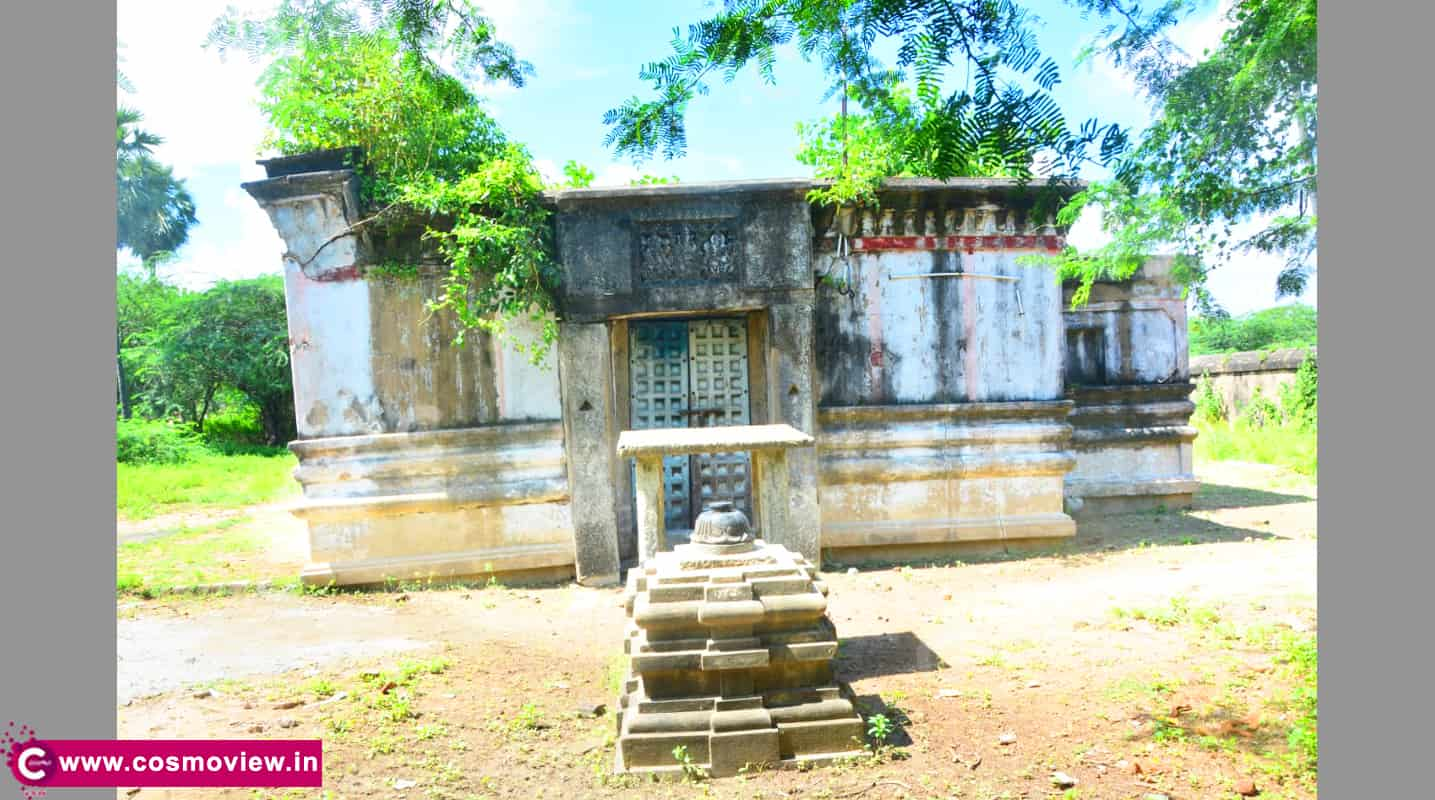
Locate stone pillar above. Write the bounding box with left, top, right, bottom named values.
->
left=767, top=300, right=821, bottom=564
left=754, top=449, right=790, bottom=550
left=558, top=321, right=622, bottom=586
left=633, top=455, right=666, bottom=564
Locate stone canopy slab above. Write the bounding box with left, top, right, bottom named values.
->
left=617, top=424, right=815, bottom=457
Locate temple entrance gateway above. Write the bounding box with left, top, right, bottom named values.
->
left=627, top=317, right=753, bottom=533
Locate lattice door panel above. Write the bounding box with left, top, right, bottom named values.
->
left=688, top=319, right=753, bottom=523
left=629, top=322, right=691, bottom=532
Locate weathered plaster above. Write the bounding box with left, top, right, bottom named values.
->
left=1063, top=255, right=1189, bottom=386
left=815, top=250, right=1064, bottom=405
left=557, top=321, right=623, bottom=586
left=247, top=166, right=1194, bottom=584
left=246, top=165, right=572, bottom=586
left=816, top=402, right=1076, bottom=557
left=548, top=185, right=822, bottom=576
left=289, top=423, right=573, bottom=585
left=1062, top=257, right=1199, bottom=513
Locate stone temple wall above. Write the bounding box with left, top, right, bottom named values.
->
left=245, top=158, right=1194, bottom=585
left=244, top=158, right=574, bottom=586
left=810, top=183, right=1078, bottom=562
left=1061, top=257, right=1198, bottom=514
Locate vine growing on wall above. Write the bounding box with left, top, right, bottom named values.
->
left=209, top=2, right=559, bottom=363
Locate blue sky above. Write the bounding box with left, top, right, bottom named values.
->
left=116, top=0, right=1313, bottom=314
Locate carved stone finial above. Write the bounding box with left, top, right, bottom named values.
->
left=691, top=501, right=754, bottom=551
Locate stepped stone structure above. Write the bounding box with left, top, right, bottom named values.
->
left=615, top=499, right=865, bottom=775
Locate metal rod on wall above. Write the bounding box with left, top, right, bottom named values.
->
left=887, top=271, right=1025, bottom=316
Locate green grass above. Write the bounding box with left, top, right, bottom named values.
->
left=117, top=517, right=268, bottom=593
left=1110, top=596, right=1223, bottom=629
left=118, top=449, right=299, bottom=520
left=1276, top=633, right=1318, bottom=778
left=1194, top=420, right=1317, bottom=476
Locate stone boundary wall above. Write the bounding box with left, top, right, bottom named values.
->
left=1189, top=347, right=1315, bottom=417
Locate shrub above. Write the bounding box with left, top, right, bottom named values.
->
left=1194, top=419, right=1317, bottom=476
left=1192, top=372, right=1227, bottom=424
left=1280, top=350, right=1318, bottom=430
left=217, top=12, right=558, bottom=363
left=200, top=400, right=268, bottom=447
left=1239, top=387, right=1282, bottom=430
left=116, top=417, right=205, bottom=465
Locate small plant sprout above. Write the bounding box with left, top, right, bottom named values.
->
left=866, top=713, right=893, bottom=745
left=671, top=745, right=707, bottom=782
left=515, top=703, right=542, bottom=730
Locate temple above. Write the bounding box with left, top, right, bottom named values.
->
left=244, top=154, right=1196, bottom=587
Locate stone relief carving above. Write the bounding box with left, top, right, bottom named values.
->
left=635, top=220, right=740, bottom=285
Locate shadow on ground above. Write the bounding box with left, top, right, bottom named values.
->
left=826, top=513, right=1285, bottom=574
left=850, top=692, right=916, bottom=747
left=1064, top=510, right=1284, bottom=556
left=1193, top=481, right=1313, bottom=510
left=835, top=631, right=946, bottom=682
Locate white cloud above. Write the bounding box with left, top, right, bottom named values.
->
left=1086, top=54, right=1141, bottom=98
left=117, top=0, right=277, bottom=180
left=593, top=162, right=645, bottom=186
left=1170, top=0, right=1235, bottom=62
left=533, top=158, right=563, bottom=184
left=1075, top=0, right=1234, bottom=103
left=1065, top=204, right=1108, bottom=251
left=116, top=0, right=572, bottom=173
left=487, top=0, right=591, bottom=62
left=152, top=187, right=285, bottom=290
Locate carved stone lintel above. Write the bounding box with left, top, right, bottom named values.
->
left=636, top=220, right=740, bottom=286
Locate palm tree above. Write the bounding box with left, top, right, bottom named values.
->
left=116, top=108, right=196, bottom=264
left=116, top=107, right=197, bottom=418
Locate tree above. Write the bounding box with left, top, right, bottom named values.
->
left=208, top=1, right=560, bottom=362
left=602, top=0, right=1133, bottom=198
left=206, top=0, right=532, bottom=88
left=148, top=277, right=296, bottom=445
left=116, top=108, right=198, bottom=263
left=118, top=272, right=300, bottom=445
left=795, top=83, right=1028, bottom=207
left=250, top=26, right=510, bottom=202
left=116, top=96, right=198, bottom=418
left=1188, top=303, right=1316, bottom=355
left=117, top=269, right=193, bottom=420
left=1058, top=0, right=1317, bottom=302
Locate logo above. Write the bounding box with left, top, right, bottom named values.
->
left=3, top=723, right=50, bottom=799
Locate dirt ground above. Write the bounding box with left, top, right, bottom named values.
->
left=117, top=461, right=1316, bottom=800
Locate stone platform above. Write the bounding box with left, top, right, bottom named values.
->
left=614, top=539, right=866, bottom=776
